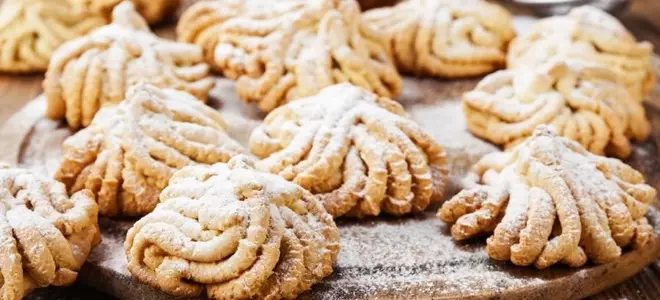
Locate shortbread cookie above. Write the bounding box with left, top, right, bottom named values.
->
left=249, top=84, right=448, bottom=218
left=463, top=58, right=650, bottom=159
left=0, top=164, right=100, bottom=300
left=363, top=0, right=515, bottom=78
left=0, top=0, right=106, bottom=73
left=438, top=125, right=656, bottom=269
left=177, top=0, right=401, bottom=112
left=124, top=155, right=340, bottom=299
left=54, top=84, right=245, bottom=217
left=85, top=0, right=180, bottom=24
left=45, top=1, right=214, bottom=129
left=508, top=6, right=654, bottom=102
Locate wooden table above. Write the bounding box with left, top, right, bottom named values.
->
left=2, top=1, right=659, bottom=299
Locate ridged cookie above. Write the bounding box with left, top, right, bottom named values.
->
left=463, top=58, right=650, bottom=159
left=363, top=0, right=515, bottom=78
left=0, top=164, right=100, bottom=300
left=54, top=84, right=245, bottom=216
left=124, top=155, right=340, bottom=299
left=177, top=0, right=401, bottom=112
left=508, top=6, right=654, bottom=102
left=45, top=1, right=213, bottom=129
left=250, top=83, right=448, bottom=218
left=439, top=125, right=656, bottom=269
left=0, top=0, right=106, bottom=73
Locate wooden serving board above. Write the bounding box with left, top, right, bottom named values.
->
left=2, top=74, right=660, bottom=300
left=2, top=3, right=660, bottom=298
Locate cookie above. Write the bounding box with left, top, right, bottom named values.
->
left=0, top=164, right=100, bottom=300
left=463, top=58, right=650, bottom=159
left=124, top=155, right=340, bottom=299
left=177, top=0, right=401, bottom=112
left=438, top=125, right=656, bottom=269
left=0, top=0, right=106, bottom=73
left=508, top=5, right=654, bottom=102
left=44, top=1, right=214, bottom=129
left=85, top=0, right=180, bottom=25
left=249, top=83, right=448, bottom=218
left=363, top=0, right=515, bottom=78
left=54, top=84, right=245, bottom=217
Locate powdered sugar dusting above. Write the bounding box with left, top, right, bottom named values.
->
left=307, top=208, right=660, bottom=299
left=9, top=74, right=660, bottom=299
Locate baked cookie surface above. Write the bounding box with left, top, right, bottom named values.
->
left=508, top=5, right=654, bottom=102
left=438, top=125, right=656, bottom=269
left=177, top=0, right=401, bottom=112
left=44, top=1, right=213, bottom=129
left=363, top=0, right=515, bottom=78
left=0, top=164, right=100, bottom=300
left=124, top=155, right=340, bottom=299
left=463, top=57, right=651, bottom=158
left=0, top=0, right=106, bottom=73
left=250, top=83, right=448, bottom=218
left=54, top=84, right=245, bottom=217
left=463, top=58, right=650, bottom=159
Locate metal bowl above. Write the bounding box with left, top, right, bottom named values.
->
left=512, top=0, right=630, bottom=16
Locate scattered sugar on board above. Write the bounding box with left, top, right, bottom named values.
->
left=10, top=74, right=660, bottom=299
left=307, top=211, right=549, bottom=299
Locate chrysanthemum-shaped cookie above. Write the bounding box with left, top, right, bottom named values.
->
left=83, top=0, right=180, bottom=25
left=438, top=125, right=656, bottom=269
left=0, top=0, right=106, bottom=73
left=0, top=164, right=100, bottom=300
left=45, top=1, right=214, bottom=129
left=124, top=155, right=340, bottom=299
left=177, top=0, right=401, bottom=112
left=249, top=84, right=448, bottom=218
left=463, top=58, right=650, bottom=159
left=363, top=0, right=515, bottom=78
left=54, top=84, right=245, bottom=217
left=507, top=5, right=654, bottom=102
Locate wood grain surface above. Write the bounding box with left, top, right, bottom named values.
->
left=0, top=0, right=657, bottom=299
left=5, top=76, right=658, bottom=300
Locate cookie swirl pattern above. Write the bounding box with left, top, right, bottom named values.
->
left=463, top=58, right=650, bottom=159
left=54, top=84, right=245, bottom=217
left=177, top=0, right=401, bottom=112
left=45, top=1, right=214, bottom=129
left=508, top=6, right=654, bottom=102
left=363, top=0, right=515, bottom=78
left=124, top=155, right=340, bottom=299
left=0, top=0, right=106, bottom=73
left=249, top=83, right=448, bottom=218
left=0, top=165, right=100, bottom=300
left=438, top=125, right=656, bottom=269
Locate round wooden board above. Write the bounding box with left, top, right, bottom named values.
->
left=1, top=75, right=659, bottom=300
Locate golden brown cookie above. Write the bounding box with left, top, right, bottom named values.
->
left=249, top=83, right=448, bottom=218
left=44, top=1, right=214, bottom=129
left=0, top=0, right=106, bottom=73
left=84, top=0, right=180, bottom=25
left=463, top=58, right=650, bottom=159
left=177, top=0, right=401, bottom=112
left=438, top=125, right=656, bottom=269
left=124, top=155, right=340, bottom=299
left=54, top=83, right=245, bottom=217
left=363, top=0, right=515, bottom=78
left=508, top=5, right=654, bottom=102
left=0, top=164, right=100, bottom=300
